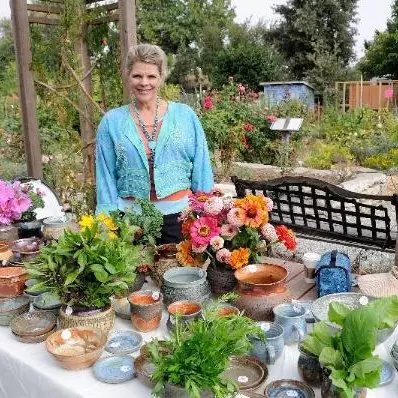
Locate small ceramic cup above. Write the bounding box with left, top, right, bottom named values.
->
left=273, top=303, right=307, bottom=345
left=167, top=300, right=202, bottom=331
left=249, top=322, right=284, bottom=365
left=128, top=290, right=163, bottom=332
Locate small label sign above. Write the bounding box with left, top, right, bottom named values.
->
left=359, top=296, right=369, bottom=306
left=237, top=376, right=249, bottom=383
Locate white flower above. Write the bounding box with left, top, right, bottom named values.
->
left=260, top=223, right=278, bottom=242
left=152, top=291, right=160, bottom=301
left=204, top=197, right=224, bottom=216
left=210, top=236, right=224, bottom=250
left=264, top=197, right=274, bottom=212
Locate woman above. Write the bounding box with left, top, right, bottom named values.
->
left=95, top=44, right=214, bottom=244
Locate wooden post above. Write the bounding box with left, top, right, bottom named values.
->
left=76, top=1, right=95, bottom=183
left=342, top=82, right=346, bottom=112
left=10, top=0, right=43, bottom=178
left=119, top=0, right=137, bottom=102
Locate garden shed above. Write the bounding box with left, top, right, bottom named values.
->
left=260, top=81, right=315, bottom=109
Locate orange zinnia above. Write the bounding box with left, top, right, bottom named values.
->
left=176, top=239, right=202, bottom=267
left=234, top=195, right=268, bottom=228
left=181, top=218, right=195, bottom=239
left=229, top=248, right=250, bottom=269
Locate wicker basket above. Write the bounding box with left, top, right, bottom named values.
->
left=58, top=306, right=115, bottom=334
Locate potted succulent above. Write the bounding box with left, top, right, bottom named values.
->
left=177, top=189, right=297, bottom=294
left=147, top=297, right=266, bottom=398
left=302, top=304, right=384, bottom=398
left=25, top=213, right=141, bottom=332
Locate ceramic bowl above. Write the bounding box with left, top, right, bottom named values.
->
left=167, top=300, right=202, bottom=331
left=0, top=296, right=30, bottom=326
left=12, top=325, right=56, bottom=344
left=217, top=303, right=240, bottom=317
left=11, top=237, right=42, bottom=262
left=264, top=379, right=315, bottom=398
left=33, top=292, right=61, bottom=316
left=105, top=330, right=143, bottom=355
left=378, top=360, right=394, bottom=386
left=46, top=327, right=107, bottom=370
left=93, top=355, right=135, bottom=384
left=111, top=296, right=131, bottom=320
left=10, top=310, right=57, bottom=337
left=311, top=292, right=396, bottom=344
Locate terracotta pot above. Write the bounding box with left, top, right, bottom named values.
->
left=206, top=265, right=236, bottom=294
left=0, top=267, right=27, bottom=297
left=129, top=290, right=163, bottom=332
left=234, top=263, right=291, bottom=321
left=217, top=303, right=240, bottom=317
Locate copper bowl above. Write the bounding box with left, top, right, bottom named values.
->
left=46, top=327, right=107, bottom=370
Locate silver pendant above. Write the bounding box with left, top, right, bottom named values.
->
left=149, top=141, right=156, bottom=150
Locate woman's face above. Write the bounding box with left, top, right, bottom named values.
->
left=128, top=62, right=162, bottom=105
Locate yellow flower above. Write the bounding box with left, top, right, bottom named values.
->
left=107, top=231, right=117, bottom=239
left=79, top=214, right=94, bottom=230
left=97, top=213, right=117, bottom=231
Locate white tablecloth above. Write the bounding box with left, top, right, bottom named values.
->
left=0, top=288, right=397, bottom=397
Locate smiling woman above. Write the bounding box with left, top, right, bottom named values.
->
left=95, top=44, right=214, bottom=244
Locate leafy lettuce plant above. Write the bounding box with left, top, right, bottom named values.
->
left=303, top=306, right=382, bottom=398
left=148, top=301, right=265, bottom=398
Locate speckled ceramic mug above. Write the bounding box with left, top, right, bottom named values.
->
left=273, top=303, right=307, bottom=345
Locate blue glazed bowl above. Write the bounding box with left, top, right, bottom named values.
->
left=93, top=355, right=135, bottom=384
left=264, top=379, right=315, bottom=398
left=105, top=330, right=143, bottom=355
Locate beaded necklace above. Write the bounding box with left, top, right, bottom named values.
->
left=132, top=96, right=160, bottom=162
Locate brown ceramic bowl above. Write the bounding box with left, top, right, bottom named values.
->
left=217, top=303, right=240, bottom=317
left=235, top=264, right=288, bottom=288
left=13, top=325, right=56, bottom=344
left=0, top=267, right=27, bottom=297
left=46, top=327, right=107, bottom=370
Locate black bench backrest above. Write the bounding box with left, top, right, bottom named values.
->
left=232, top=176, right=398, bottom=253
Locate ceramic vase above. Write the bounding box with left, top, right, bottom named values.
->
left=297, top=344, right=323, bottom=387
left=129, top=290, right=163, bottom=332
left=234, top=263, right=291, bottom=321
left=206, top=265, right=236, bottom=294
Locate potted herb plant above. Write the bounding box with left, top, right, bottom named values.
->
left=177, top=189, right=297, bottom=294
left=147, top=297, right=266, bottom=398
left=25, top=213, right=141, bottom=332
left=302, top=305, right=383, bottom=398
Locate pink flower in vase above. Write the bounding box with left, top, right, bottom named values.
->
left=220, top=224, right=239, bottom=240
left=216, top=248, right=232, bottom=264
left=189, top=191, right=213, bottom=213
left=192, top=243, right=208, bottom=254
left=264, top=197, right=274, bottom=212
left=190, top=216, right=220, bottom=246
left=260, top=223, right=278, bottom=242
left=227, top=207, right=245, bottom=227
left=210, top=236, right=224, bottom=250
left=204, top=197, right=224, bottom=216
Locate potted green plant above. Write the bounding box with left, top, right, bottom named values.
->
left=25, top=213, right=141, bottom=332
left=147, top=296, right=266, bottom=398
left=302, top=305, right=383, bottom=398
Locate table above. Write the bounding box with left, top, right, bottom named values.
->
left=0, top=263, right=396, bottom=398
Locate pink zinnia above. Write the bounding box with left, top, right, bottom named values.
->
left=227, top=207, right=245, bottom=227
left=261, top=223, right=278, bottom=242
left=190, top=216, right=220, bottom=246
left=220, top=224, right=239, bottom=240
left=210, top=236, right=224, bottom=250
left=204, top=197, right=224, bottom=216
left=264, top=197, right=273, bottom=212
left=189, top=191, right=213, bottom=213
left=216, top=248, right=232, bottom=264
left=192, top=243, right=208, bottom=253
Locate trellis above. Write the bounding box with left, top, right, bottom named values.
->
left=10, top=0, right=137, bottom=180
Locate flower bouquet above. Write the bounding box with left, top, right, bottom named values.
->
left=177, top=189, right=297, bottom=293
left=0, top=180, right=32, bottom=225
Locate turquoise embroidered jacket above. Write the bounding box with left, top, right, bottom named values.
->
left=95, top=102, right=214, bottom=214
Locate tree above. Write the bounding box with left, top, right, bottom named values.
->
left=358, top=1, right=398, bottom=79
left=270, top=0, right=358, bottom=79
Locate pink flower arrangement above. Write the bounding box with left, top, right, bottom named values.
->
left=203, top=95, right=213, bottom=110
left=0, top=180, right=32, bottom=225
left=177, top=190, right=297, bottom=270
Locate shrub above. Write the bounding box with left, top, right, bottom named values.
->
left=304, top=141, right=353, bottom=170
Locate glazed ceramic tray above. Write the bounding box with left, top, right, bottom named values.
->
left=221, top=356, right=268, bottom=391
left=10, top=311, right=57, bottom=337
left=93, top=355, right=135, bottom=384
left=264, top=379, right=315, bottom=398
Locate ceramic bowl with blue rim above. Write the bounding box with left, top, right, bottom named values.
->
left=264, top=379, right=315, bottom=398
left=105, top=330, right=143, bottom=355
left=93, top=355, right=135, bottom=384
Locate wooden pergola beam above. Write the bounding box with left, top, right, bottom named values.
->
left=27, top=4, right=63, bottom=14
left=86, top=2, right=119, bottom=12
left=88, top=13, right=119, bottom=25
left=10, top=0, right=43, bottom=178
left=28, top=16, right=59, bottom=25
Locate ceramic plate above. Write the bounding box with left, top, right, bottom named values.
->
left=378, top=360, right=394, bottom=387
left=10, top=311, right=57, bottom=337
left=93, top=355, right=135, bottom=384
left=105, top=330, right=143, bottom=355
left=264, top=379, right=315, bottom=398
left=33, top=292, right=61, bottom=310
left=221, top=356, right=268, bottom=391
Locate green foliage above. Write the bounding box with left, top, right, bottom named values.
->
left=270, top=0, right=358, bottom=79
left=303, top=305, right=383, bottom=398
left=25, top=216, right=140, bottom=308
left=148, top=302, right=265, bottom=398
left=304, top=141, right=353, bottom=169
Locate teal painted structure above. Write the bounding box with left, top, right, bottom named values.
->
left=260, top=81, right=315, bottom=109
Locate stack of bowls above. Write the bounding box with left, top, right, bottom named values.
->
left=0, top=296, right=30, bottom=326
left=10, top=311, right=57, bottom=343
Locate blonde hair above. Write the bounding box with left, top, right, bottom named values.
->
left=125, top=44, right=168, bottom=83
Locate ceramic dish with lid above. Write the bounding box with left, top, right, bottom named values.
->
left=264, top=379, right=315, bottom=398
left=221, top=356, right=268, bottom=391
left=10, top=310, right=57, bottom=337
left=93, top=355, right=135, bottom=384
left=105, top=330, right=143, bottom=355
left=0, top=296, right=30, bottom=326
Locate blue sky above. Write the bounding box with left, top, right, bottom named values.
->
left=1, top=0, right=393, bottom=59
